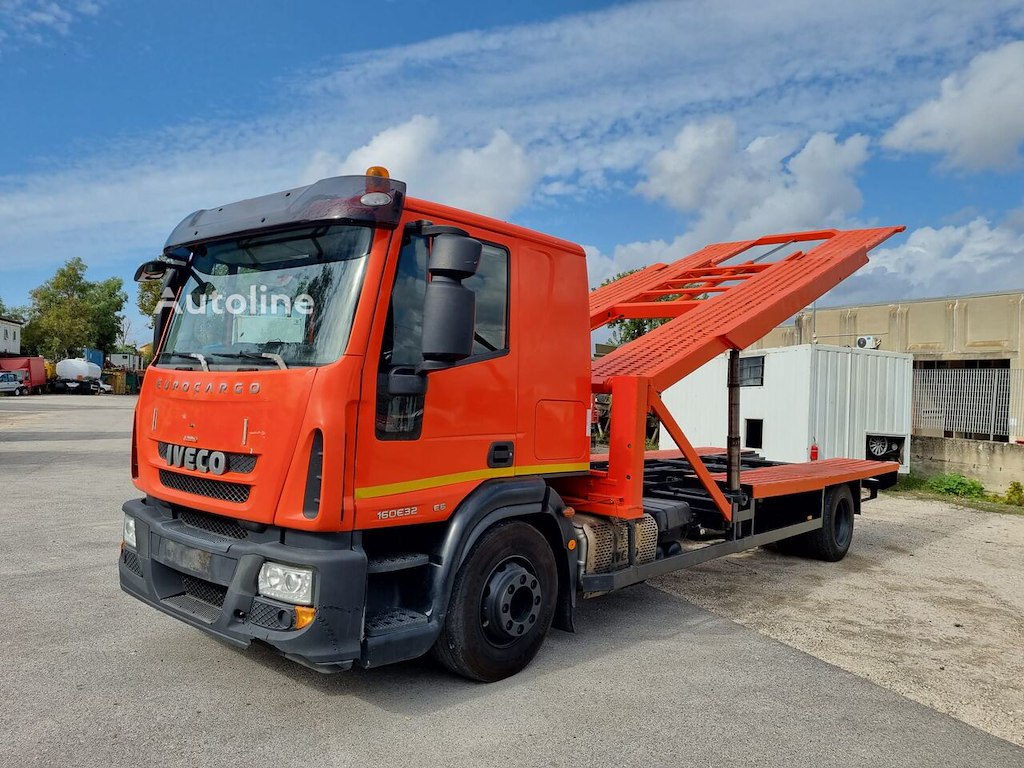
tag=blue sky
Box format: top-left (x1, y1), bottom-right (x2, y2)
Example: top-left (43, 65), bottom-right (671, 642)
top-left (1, 0), bottom-right (1023, 343)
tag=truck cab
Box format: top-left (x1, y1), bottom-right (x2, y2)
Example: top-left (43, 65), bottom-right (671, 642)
top-left (120, 170), bottom-right (592, 679)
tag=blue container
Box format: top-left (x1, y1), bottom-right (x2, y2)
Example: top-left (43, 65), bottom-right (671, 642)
top-left (83, 347), bottom-right (104, 368)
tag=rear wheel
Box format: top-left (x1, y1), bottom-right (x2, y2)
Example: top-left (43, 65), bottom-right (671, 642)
top-left (13, 387), bottom-right (23, 396)
top-left (433, 521), bottom-right (557, 682)
top-left (780, 484), bottom-right (855, 561)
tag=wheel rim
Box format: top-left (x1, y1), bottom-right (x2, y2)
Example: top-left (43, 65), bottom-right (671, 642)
top-left (834, 496), bottom-right (854, 548)
top-left (480, 556), bottom-right (542, 648)
top-left (867, 436), bottom-right (888, 457)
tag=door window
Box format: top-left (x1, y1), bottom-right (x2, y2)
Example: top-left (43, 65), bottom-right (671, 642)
top-left (376, 234), bottom-right (510, 439)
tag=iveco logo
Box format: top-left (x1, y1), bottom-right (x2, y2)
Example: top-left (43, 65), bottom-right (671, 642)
top-left (155, 377), bottom-right (260, 395)
top-left (165, 444), bottom-right (227, 475)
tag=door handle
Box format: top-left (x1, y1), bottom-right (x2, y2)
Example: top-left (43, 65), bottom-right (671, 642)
top-left (487, 441), bottom-right (515, 468)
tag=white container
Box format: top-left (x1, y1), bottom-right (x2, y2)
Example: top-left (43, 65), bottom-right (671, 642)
top-left (56, 358), bottom-right (101, 381)
top-left (659, 344), bottom-right (913, 471)
top-left (108, 353), bottom-right (142, 370)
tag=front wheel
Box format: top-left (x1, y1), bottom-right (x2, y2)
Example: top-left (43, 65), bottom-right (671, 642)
top-left (13, 387), bottom-right (23, 396)
top-left (433, 520), bottom-right (557, 682)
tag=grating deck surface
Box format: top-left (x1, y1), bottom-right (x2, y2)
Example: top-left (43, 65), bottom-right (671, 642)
top-left (590, 227), bottom-right (904, 392)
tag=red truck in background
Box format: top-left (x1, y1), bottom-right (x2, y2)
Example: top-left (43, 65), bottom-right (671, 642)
top-left (118, 168), bottom-right (903, 681)
top-left (0, 356), bottom-right (46, 394)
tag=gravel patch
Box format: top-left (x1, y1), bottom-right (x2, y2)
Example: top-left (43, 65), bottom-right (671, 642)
top-left (652, 494), bottom-right (1024, 746)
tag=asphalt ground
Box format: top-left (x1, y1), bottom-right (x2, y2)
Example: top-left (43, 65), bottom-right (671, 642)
top-left (1, 395), bottom-right (1021, 768)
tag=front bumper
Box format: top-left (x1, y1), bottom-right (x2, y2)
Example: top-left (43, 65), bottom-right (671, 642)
top-left (118, 497), bottom-right (367, 672)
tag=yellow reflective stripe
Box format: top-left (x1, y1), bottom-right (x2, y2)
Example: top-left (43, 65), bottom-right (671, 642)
top-left (514, 462), bottom-right (590, 477)
top-left (354, 461), bottom-right (590, 500)
top-left (355, 467), bottom-right (513, 500)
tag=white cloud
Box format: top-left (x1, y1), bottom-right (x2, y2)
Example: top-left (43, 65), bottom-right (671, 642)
top-left (2, 0), bottom-right (1023, 307)
top-left (835, 217), bottom-right (1024, 304)
top-left (583, 239), bottom-right (683, 289)
top-left (589, 216), bottom-right (1024, 308)
top-left (882, 41), bottom-right (1024, 171)
top-left (635, 117), bottom-right (868, 240)
top-left (309, 115), bottom-right (536, 219)
top-left (635, 119), bottom-right (743, 211)
top-left (0, 0), bottom-right (100, 50)
top-left (0, 115), bottom-right (535, 286)
top-left (585, 117), bottom-right (871, 288)
top-left (303, 0), bottom-right (1023, 184)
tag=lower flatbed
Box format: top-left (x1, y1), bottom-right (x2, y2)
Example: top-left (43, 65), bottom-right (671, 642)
top-left (708, 457), bottom-right (900, 499)
top-left (578, 450), bottom-right (897, 593)
top-left (590, 449), bottom-right (898, 502)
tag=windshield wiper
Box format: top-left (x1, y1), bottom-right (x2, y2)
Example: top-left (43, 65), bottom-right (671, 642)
top-left (208, 352), bottom-right (288, 370)
top-left (158, 352), bottom-right (209, 371)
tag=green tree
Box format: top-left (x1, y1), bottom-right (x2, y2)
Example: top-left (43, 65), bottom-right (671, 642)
top-left (21, 258), bottom-right (127, 359)
top-left (137, 280), bottom-right (163, 328)
top-left (89, 275), bottom-right (128, 352)
top-left (0, 298), bottom-right (27, 322)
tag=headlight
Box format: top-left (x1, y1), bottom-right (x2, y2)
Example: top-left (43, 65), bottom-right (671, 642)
top-left (123, 515), bottom-right (137, 548)
top-left (258, 562), bottom-right (314, 606)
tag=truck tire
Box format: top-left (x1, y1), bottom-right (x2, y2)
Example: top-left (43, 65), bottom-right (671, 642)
top-left (789, 483), bottom-right (855, 561)
top-left (433, 520), bottom-right (557, 682)
top-left (770, 484), bottom-right (855, 561)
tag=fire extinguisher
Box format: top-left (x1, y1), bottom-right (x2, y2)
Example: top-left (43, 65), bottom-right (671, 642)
top-left (810, 442), bottom-right (819, 461)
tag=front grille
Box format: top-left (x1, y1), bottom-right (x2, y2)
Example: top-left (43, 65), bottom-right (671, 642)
top-left (163, 594), bottom-right (221, 624)
top-left (121, 549), bottom-right (143, 577)
top-left (157, 442), bottom-right (257, 474)
top-left (182, 574), bottom-right (226, 607)
top-left (161, 574), bottom-right (227, 624)
top-left (178, 509), bottom-right (248, 539)
top-left (159, 469), bottom-right (250, 503)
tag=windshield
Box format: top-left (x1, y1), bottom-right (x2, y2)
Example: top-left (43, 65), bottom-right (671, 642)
top-left (158, 224), bottom-right (373, 370)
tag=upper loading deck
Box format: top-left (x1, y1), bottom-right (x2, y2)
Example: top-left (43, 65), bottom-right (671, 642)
top-left (555, 226), bottom-right (905, 520)
top-left (588, 227), bottom-right (905, 391)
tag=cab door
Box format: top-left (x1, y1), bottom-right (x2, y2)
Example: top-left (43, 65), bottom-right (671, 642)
top-left (351, 219), bottom-right (517, 529)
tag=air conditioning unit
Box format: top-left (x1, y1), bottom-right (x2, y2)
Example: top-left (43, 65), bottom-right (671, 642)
top-left (856, 335), bottom-right (881, 349)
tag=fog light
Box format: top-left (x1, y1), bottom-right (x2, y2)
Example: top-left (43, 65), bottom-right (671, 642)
top-left (258, 562), bottom-right (314, 606)
top-left (123, 515), bottom-right (137, 549)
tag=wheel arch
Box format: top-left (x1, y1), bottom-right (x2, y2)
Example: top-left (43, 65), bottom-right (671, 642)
top-left (429, 477), bottom-right (577, 633)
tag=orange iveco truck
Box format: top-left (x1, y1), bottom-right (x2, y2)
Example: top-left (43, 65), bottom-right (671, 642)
top-left (119, 168), bottom-right (903, 681)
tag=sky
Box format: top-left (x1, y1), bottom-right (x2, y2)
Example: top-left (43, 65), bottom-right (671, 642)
top-left (1, 0), bottom-right (1023, 344)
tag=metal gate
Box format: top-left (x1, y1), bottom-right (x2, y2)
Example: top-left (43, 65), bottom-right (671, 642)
top-left (912, 368), bottom-right (1024, 441)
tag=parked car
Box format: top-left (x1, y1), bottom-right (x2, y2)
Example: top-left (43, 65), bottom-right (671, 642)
top-left (0, 371), bottom-right (27, 396)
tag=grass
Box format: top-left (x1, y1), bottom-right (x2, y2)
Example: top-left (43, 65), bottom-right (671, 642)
top-left (887, 472), bottom-right (1024, 516)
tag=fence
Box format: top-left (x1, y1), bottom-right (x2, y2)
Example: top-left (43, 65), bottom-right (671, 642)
top-left (913, 368), bottom-right (1024, 441)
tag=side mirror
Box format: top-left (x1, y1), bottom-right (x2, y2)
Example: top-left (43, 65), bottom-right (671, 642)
top-left (386, 366), bottom-right (428, 396)
top-left (419, 234), bottom-right (482, 372)
top-left (134, 260), bottom-right (169, 283)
